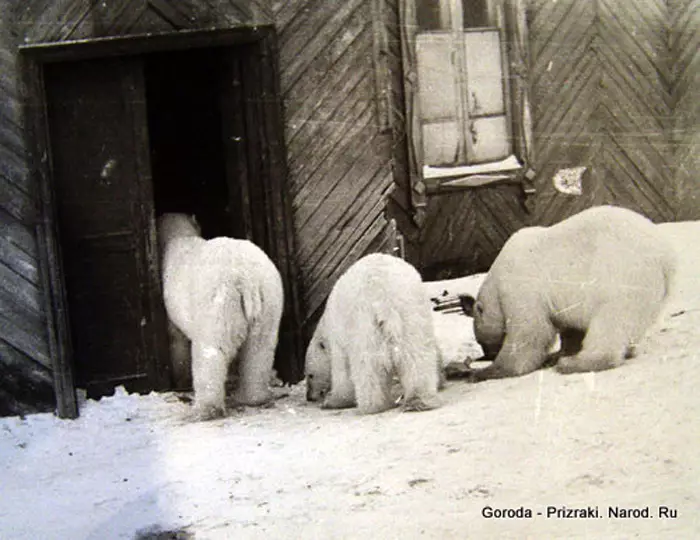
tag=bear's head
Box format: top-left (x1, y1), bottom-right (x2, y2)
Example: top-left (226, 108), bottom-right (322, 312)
top-left (305, 323), bottom-right (332, 403)
top-left (157, 213), bottom-right (202, 256)
top-left (459, 289), bottom-right (505, 360)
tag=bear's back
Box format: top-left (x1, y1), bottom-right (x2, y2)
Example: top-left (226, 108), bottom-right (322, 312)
top-left (485, 206), bottom-right (675, 328)
top-left (326, 254), bottom-right (426, 328)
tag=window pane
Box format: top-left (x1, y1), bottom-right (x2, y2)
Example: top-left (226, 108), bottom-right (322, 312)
top-left (469, 115), bottom-right (510, 163)
top-left (463, 30), bottom-right (504, 116)
top-left (422, 121), bottom-right (461, 166)
top-left (461, 0), bottom-right (490, 28)
top-left (416, 33), bottom-right (459, 121)
top-left (417, 0), bottom-right (444, 30)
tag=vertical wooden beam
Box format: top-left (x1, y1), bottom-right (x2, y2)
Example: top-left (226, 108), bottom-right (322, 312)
top-left (398, 0), bottom-right (428, 226)
top-left (20, 55), bottom-right (78, 419)
top-left (504, 0), bottom-right (534, 168)
top-left (371, 0), bottom-right (392, 133)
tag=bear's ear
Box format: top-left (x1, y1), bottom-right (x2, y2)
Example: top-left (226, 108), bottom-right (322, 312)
top-left (458, 294), bottom-right (477, 317)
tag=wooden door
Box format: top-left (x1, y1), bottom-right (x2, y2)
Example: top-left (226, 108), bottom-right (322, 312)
top-left (44, 56), bottom-right (169, 397)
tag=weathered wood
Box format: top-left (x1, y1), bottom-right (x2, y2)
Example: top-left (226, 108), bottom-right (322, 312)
top-left (530, 0), bottom-right (675, 224)
top-left (671, 0), bottom-right (700, 220)
top-left (0, 338), bottom-right (55, 416)
top-left (19, 25), bottom-right (275, 61)
top-left (371, 0), bottom-right (392, 132)
top-left (305, 212), bottom-right (391, 324)
top-left (20, 53), bottom-right (77, 418)
top-left (244, 33), bottom-right (305, 382)
top-left (306, 168), bottom-right (393, 288)
top-left (0, 235), bottom-right (39, 285)
top-left (41, 54), bottom-right (169, 397)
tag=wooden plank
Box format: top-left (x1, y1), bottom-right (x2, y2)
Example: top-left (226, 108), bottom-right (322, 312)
top-left (22, 56), bottom-right (77, 418)
top-left (283, 21), bottom-right (372, 146)
top-left (255, 32), bottom-right (305, 382)
top-left (671, 0), bottom-right (700, 219)
top-left (305, 213), bottom-right (390, 323)
top-left (279, 0), bottom-right (365, 90)
top-left (371, 0), bottom-right (392, 132)
top-left (0, 310), bottom-right (51, 368)
top-left (292, 98), bottom-right (377, 227)
top-left (0, 235), bottom-right (39, 285)
top-left (306, 164), bottom-right (393, 283)
top-left (286, 51), bottom-right (374, 175)
top-left (0, 340), bottom-right (55, 416)
top-left (19, 25), bottom-right (274, 63)
top-left (295, 132), bottom-right (386, 267)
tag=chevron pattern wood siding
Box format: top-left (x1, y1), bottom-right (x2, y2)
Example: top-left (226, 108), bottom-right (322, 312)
top-left (420, 0), bottom-right (698, 279)
top-left (671, 0), bottom-right (700, 220)
top-left (15, 0), bottom-right (272, 41)
top-left (275, 0), bottom-right (394, 331)
top-left (0, 1), bottom-right (56, 415)
top-left (419, 185), bottom-right (529, 279)
top-left (529, 0), bottom-right (679, 225)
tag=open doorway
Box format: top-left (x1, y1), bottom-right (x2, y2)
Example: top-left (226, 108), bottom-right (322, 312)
top-left (26, 28), bottom-right (303, 411)
top-left (145, 47), bottom-right (244, 240)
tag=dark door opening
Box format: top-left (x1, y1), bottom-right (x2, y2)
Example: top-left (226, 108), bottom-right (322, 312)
top-left (145, 47), bottom-right (245, 240)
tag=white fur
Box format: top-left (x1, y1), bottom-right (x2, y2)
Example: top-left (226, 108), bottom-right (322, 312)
top-left (305, 253), bottom-right (442, 414)
top-left (466, 205), bottom-right (678, 381)
top-left (158, 213), bottom-right (284, 420)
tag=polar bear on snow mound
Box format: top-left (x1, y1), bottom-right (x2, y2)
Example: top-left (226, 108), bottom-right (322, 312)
top-left (461, 205), bottom-right (677, 382)
top-left (158, 213), bottom-right (284, 420)
top-left (305, 253), bottom-right (443, 414)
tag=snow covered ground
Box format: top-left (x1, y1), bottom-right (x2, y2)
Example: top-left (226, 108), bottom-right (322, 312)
top-left (2, 222), bottom-right (699, 539)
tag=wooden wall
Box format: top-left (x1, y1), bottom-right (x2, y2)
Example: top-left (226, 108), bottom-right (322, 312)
top-left (1, 0), bottom-right (399, 414)
top-left (275, 0), bottom-right (397, 334)
top-left (671, 0), bottom-right (700, 220)
top-left (411, 0), bottom-right (699, 280)
top-left (0, 0), bottom-right (56, 416)
top-left (529, 0), bottom-right (677, 224)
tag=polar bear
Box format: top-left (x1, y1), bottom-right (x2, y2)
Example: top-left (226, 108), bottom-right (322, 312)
top-left (461, 205), bottom-right (677, 381)
top-left (157, 213), bottom-right (284, 419)
top-left (305, 253), bottom-right (443, 414)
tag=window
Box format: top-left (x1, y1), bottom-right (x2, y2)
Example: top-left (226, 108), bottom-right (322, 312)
top-left (400, 0), bottom-right (533, 199)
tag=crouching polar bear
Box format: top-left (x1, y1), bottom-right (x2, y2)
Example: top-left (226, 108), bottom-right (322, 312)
top-left (305, 253), bottom-right (443, 414)
top-left (461, 205), bottom-right (677, 382)
top-left (157, 213), bottom-right (283, 419)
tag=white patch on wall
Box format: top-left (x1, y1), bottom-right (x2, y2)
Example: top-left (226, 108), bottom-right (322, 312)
top-left (553, 166), bottom-right (586, 195)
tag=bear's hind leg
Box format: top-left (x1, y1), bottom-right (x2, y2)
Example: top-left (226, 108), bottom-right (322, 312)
top-left (191, 341), bottom-right (233, 420)
top-left (234, 319), bottom-right (277, 406)
top-left (556, 305), bottom-right (631, 374)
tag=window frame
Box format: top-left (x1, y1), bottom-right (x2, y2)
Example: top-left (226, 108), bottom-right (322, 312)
top-left (399, 0), bottom-right (534, 222)
top-left (415, 26), bottom-right (513, 167)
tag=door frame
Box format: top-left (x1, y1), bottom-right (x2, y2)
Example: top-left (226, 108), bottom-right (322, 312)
top-left (20, 26), bottom-right (302, 419)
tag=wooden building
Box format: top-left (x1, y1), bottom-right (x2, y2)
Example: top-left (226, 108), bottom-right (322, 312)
top-left (0, 0), bottom-right (697, 417)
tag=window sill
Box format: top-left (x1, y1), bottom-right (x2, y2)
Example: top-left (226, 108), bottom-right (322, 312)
top-left (423, 155), bottom-right (524, 193)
